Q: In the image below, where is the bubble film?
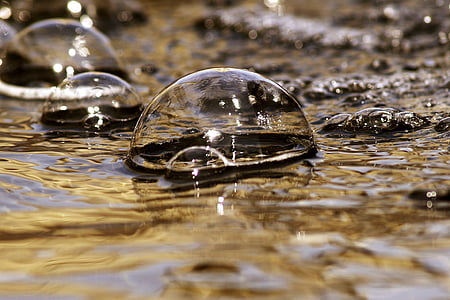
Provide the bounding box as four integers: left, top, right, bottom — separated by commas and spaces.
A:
41, 71, 142, 130
126, 67, 317, 176
0, 18, 126, 86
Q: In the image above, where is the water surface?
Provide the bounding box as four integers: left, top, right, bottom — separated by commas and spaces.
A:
0, 0, 449, 299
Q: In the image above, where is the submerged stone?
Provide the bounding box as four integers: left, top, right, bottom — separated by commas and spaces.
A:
321, 107, 429, 133
0, 18, 127, 86
126, 67, 317, 178
41, 72, 142, 131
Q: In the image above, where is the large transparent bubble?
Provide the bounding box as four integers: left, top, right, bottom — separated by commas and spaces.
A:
126, 67, 317, 178
0, 18, 127, 86
41, 72, 142, 131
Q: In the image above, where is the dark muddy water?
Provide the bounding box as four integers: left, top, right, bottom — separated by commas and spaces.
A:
0, 0, 449, 299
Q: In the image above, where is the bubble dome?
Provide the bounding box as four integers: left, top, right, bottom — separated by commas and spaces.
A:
0, 18, 127, 86
41, 72, 143, 130
126, 67, 317, 177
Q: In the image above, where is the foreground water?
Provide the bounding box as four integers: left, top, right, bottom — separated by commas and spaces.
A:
0, 0, 449, 299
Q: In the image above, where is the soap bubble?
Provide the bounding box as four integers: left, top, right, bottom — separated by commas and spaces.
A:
126, 67, 317, 177
0, 18, 127, 86
41, 71, 142, 131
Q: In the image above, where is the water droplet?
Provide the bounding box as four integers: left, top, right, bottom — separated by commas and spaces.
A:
422, 98, 436, 108
321, 113, 351, 131
41, 71, 142, 130
0, 19, 127, 86
126, 67, 317, 175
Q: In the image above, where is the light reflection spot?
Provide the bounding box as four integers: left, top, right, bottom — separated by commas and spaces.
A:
80, 15, 94, 28
426, 191, 437, 198
68, 1, 82, 14
0, 7, 12, 19
52, 63, 63, 73
217, 196, 225, 215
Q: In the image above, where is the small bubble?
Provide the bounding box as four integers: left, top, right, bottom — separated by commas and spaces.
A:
41, 72, 142, 131
369, 59, 391, 73
248, 29, 258, 39
434, 117, 450, 132
383, 5, 399, 21
422, 98, 436, 108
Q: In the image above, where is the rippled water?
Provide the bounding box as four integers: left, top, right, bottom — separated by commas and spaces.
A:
0, 0, 449, 299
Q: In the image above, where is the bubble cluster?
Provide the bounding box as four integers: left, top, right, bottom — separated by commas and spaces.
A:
0, 18, 126, 86
126, 67, 317, 176
321, 107, 429, 133
204, 7, 379, 50
41, 72, 142, 131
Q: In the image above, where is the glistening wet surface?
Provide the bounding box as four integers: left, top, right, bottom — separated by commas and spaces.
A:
0, 0, 449, 299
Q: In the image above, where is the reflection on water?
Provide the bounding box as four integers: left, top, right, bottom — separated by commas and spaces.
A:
0, 0, 449, 299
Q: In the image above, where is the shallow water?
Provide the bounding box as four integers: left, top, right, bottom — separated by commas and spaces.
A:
0, 0, 449, 299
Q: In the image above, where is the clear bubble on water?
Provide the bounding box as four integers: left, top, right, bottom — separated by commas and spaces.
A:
0, 18, 127, 86
41, 71, 142, 130
126, 67, 317, 177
